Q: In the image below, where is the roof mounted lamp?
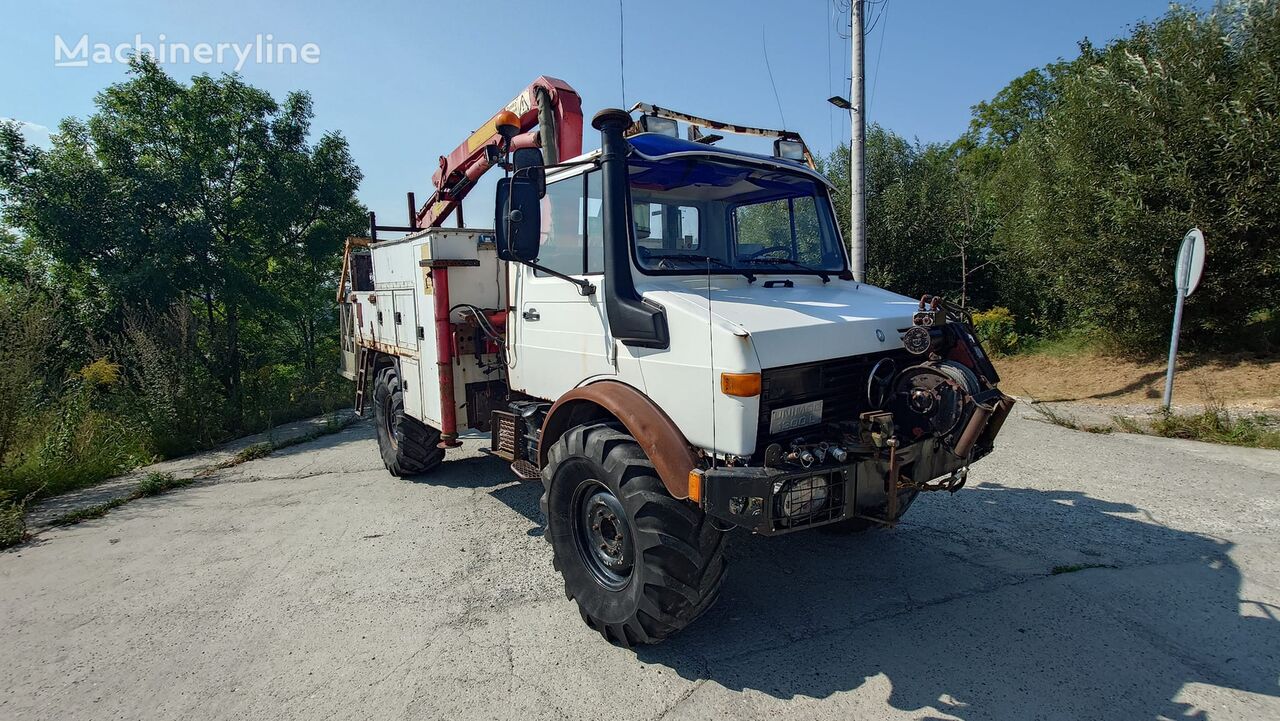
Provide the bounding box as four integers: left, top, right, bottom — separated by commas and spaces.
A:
636, 114, 679, 138
773, 139, 806, 162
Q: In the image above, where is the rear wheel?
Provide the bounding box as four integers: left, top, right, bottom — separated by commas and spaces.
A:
541, 424, 726, 646
372, 365, 444, 476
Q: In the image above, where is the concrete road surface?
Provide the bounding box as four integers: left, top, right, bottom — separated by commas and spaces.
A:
3, 410, 1279, 720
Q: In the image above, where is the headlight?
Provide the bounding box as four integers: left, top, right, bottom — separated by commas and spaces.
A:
779, 476, 830, 519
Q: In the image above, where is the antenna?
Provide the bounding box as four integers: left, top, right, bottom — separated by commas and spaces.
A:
706, 255, 716, 469
618, 0, 627, 107
762, 26, 787, 129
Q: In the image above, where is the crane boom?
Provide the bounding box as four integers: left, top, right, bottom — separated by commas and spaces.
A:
411, 76, 584, 230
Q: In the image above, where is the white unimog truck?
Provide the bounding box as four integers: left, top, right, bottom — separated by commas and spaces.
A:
339, 78, 1014, 646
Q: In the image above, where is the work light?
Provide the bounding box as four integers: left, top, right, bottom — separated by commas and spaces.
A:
638, 114, 679, 138
773, 139, 806, 161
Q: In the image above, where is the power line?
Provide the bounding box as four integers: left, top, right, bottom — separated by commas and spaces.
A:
869, 0, 890, 115
826, 0, 835, 151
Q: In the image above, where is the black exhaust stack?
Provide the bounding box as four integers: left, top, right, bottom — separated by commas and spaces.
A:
592, 109, 669, 349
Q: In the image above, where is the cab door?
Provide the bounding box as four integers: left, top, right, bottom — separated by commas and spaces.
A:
509, 169, 615, 399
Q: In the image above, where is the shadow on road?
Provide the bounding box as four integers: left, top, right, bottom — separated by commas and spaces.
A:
628, 483, 1279, 720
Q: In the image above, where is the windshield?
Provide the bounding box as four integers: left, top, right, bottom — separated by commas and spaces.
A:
627, 157, 847, 275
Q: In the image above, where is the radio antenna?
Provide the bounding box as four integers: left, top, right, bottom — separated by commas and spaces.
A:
762, 26, 787, 129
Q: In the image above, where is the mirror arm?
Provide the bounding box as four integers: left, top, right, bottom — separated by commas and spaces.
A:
523, 262, 597, 296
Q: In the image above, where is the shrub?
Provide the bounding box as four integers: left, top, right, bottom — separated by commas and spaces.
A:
136, 472, 178, 496
0, 496, 26, 549
972, 306, 1020, 355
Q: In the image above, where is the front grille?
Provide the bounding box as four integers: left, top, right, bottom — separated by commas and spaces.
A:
756, 349, 914, 456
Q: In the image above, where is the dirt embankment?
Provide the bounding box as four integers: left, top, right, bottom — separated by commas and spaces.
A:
995, 352, 1280, 412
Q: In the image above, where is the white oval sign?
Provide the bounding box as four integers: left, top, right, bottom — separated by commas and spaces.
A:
1176, 228, 1206, 297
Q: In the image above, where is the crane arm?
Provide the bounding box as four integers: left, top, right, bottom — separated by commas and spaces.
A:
412, 76, 584, 230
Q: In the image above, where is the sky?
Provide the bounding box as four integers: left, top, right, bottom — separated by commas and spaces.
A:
1, 0, 1209, 226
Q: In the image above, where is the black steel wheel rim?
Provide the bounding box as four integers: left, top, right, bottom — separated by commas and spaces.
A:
571, 479, 634, 591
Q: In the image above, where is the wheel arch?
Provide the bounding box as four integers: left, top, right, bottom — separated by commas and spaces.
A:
538, 380, 700, 499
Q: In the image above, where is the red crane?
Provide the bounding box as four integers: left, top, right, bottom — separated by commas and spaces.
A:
373, 76, 583, 235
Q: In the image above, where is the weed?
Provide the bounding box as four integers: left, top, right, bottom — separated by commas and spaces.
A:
1016, 329, 1100, 358
1149, 407, 1280, 450
1111, 415, 1147, 434
0, 499, 27, 549
49, 497, 130, 526
1029, 402, 1080, 431
972, 307, 1020, 355
233, 443, 274, 464
136, 472, 187, 496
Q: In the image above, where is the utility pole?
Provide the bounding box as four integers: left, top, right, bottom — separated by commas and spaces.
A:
850, 0, 867, 282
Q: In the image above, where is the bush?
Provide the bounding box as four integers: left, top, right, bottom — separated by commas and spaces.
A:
136, 472, 178, 497
972, 306, 1020, 355
0, 497, 26, 549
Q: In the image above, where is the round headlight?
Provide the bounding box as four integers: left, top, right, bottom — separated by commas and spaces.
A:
780, 476, 830, 518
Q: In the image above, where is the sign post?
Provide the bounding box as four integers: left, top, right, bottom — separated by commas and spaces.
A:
1162, 228, 1206, 409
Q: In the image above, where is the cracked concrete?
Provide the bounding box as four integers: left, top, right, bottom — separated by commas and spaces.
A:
2, 407, 1279, 720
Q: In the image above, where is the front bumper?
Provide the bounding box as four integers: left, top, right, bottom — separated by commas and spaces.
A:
700, 439, 973, 535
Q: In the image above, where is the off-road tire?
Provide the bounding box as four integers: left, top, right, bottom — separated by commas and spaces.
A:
372, 365, 444, 476
541, 423, 726, 646
821, 488, 918, 534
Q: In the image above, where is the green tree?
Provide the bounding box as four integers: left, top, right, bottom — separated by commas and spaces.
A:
0, 57, 365, 423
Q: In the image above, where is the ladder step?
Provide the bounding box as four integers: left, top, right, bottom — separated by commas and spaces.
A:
510, 460, 540, 481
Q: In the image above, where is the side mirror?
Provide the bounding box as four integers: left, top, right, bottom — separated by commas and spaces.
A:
495, 148, 545, 262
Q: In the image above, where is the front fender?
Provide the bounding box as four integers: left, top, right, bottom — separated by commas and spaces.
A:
538, 380, 700, 499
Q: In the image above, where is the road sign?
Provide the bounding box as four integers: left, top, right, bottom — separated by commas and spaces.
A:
1176, 228, 1206, 296
1163, 228, 1207, 409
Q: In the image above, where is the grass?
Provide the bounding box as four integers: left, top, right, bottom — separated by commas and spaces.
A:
1015, 330, 1102, 358
1146, 407, 1280, 450
7, 414, 358, 546
205, 412, 356, 474
1, 499, 26, 549
1031, 392, 1280, 450
47, 472, 194, 528
1028, 401, 1113, 434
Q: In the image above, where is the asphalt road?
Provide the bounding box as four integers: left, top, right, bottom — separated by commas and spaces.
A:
3, 409, 1279, 721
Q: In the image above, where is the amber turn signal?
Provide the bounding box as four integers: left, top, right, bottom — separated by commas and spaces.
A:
687, 469, 704, 504
720, 372, 762, 397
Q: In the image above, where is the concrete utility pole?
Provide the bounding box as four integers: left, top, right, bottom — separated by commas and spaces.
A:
850, 0, 867, 282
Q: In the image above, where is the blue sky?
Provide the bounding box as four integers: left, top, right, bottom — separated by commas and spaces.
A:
2, 0, 1207, 225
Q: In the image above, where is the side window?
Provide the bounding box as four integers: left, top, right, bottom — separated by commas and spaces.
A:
634, 201, 699, 252
536, 176, 585, 276
586, 172, 604, 274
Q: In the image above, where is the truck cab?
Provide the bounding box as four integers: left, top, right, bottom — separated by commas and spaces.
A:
341, 91, 1013, 647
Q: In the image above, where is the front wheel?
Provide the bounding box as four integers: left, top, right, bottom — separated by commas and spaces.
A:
541, 424, 726, 646
372, 365, 444, 476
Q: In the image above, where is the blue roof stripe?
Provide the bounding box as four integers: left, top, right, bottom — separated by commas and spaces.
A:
626, 133, 833, 188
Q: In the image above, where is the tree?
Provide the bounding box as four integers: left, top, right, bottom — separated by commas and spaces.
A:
0, 57, 365, 424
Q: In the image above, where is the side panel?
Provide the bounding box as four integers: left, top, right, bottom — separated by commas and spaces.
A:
374, 292, 396, 346
392, 290, 418, 351
414, 229, 505, 430
399, 358, 423, 419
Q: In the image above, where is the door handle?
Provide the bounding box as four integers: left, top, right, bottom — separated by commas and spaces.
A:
522, 308, 541, 322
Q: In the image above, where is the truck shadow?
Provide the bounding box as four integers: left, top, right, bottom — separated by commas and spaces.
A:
634, 482, 1279, 720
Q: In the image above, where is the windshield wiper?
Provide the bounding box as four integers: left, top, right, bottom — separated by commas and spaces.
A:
647, 253, 756, 281
741, 257, 831, 282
